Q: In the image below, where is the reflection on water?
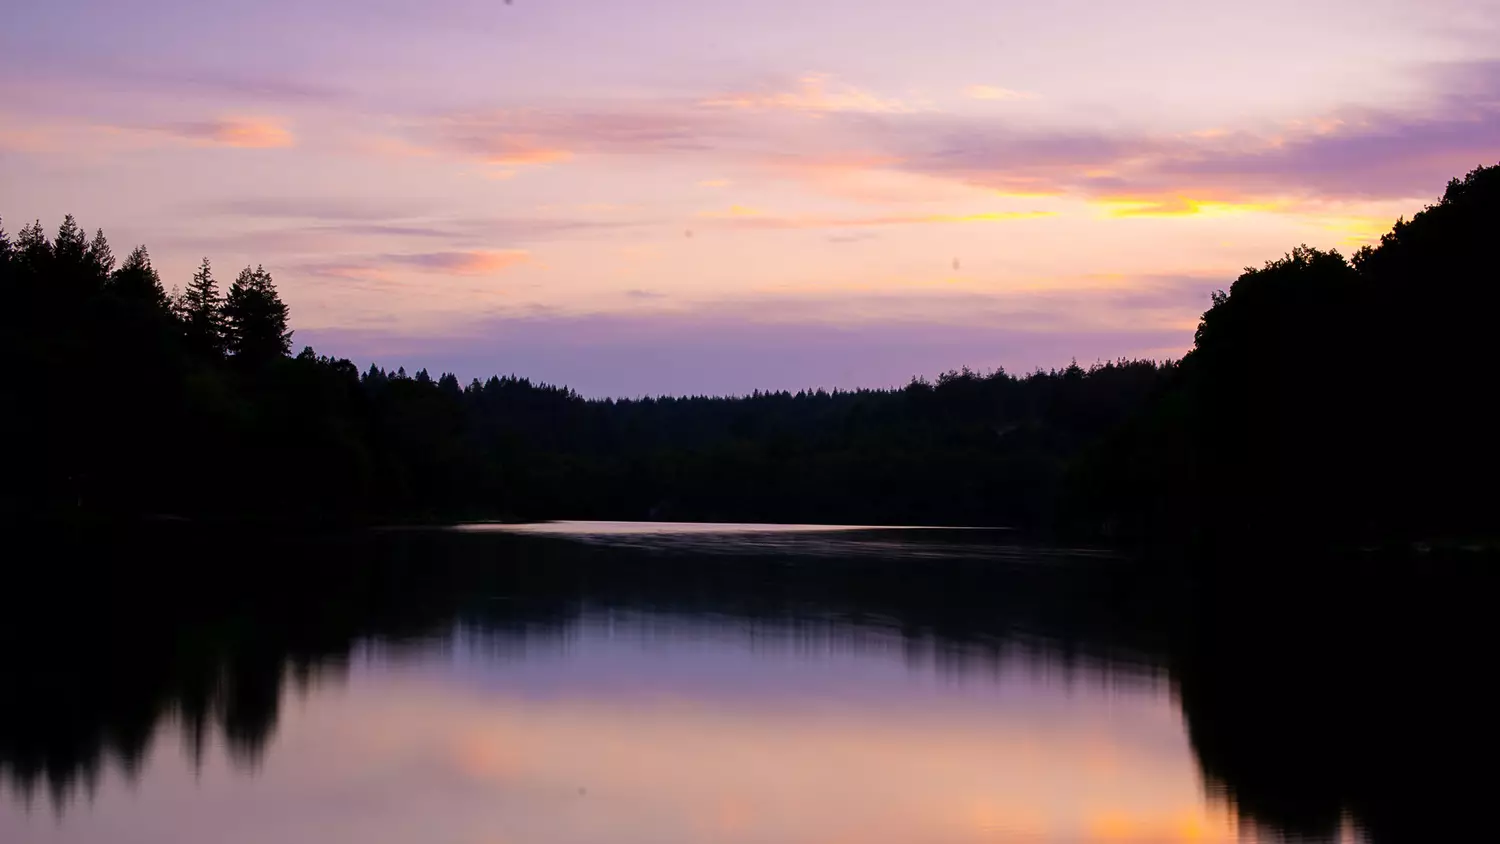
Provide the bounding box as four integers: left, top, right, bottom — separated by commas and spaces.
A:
454, 520, 1057, 560
0, 524, 1489, 843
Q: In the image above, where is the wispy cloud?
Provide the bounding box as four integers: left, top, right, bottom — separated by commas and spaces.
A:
442, 133, 572, 166
697, 206, 1055, 229
0, 124, 51, 152
374, 59, 1493, 212
209, 197, 428, 221
827, 231, 881, 244
195, 198, 648, 247
702, 74, 916, 115
384, 250, 532, 275
155, 117, 295, 148
411, 107, 722, 168
872, 61, 1500, 208
964, 85, 1037, 102
126, 68, 349, 104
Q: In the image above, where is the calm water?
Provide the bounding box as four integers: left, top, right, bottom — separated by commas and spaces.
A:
0, 523, 1488, 844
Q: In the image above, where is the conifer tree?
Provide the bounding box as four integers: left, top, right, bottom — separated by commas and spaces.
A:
111, 245, 171, 312
86, 228, 115, 279
180, 257, 226, 358
15, 220, 50, 272
53, 215, 87, 266
224, 264, 291, 363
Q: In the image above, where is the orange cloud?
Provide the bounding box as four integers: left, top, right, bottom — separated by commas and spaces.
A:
698, 206, 1055, 229
702, 74, 914, 114
387, 250, 532, 275
1095, 195, 1283, 218
303, 264, 393, 282
1314, 212, 1398, 245
418, 107, 714, 169
477, 138, 572, 166
162, 117, 295, 148
699, 179, 732, 187
0, 124, 54, 152
965, 85, 1038, 101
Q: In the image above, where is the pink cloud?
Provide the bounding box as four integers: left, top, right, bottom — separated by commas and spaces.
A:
696, 206, 1056, 229
965, 85, 1038, 102
157, 117, 295, 148
385, 250, 532, 275
702, 74, 916, 114
381, 60, 1500, 211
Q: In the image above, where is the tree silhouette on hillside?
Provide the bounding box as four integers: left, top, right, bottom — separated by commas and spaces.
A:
225, 265, 292, 364
3, 163, 1497, 538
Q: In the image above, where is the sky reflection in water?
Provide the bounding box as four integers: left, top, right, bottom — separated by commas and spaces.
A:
0, 524, 1374, 844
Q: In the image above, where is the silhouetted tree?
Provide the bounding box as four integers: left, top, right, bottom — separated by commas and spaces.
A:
86, 228, 114, 278
52, 214, 87, 266
14, 220, 49, 274
1075, 162, 1500, 544
179, 257, 226, 358
109, 246, 171, 312
224, 265, 291, 364
5, 164, 1497, 533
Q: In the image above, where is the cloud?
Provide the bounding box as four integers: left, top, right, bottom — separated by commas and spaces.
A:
698, 179, 732, 188
1095, 197, 1283, 218
209, 197, 428, 221
414, 106, 724, 168
827, 232, 881, 244
702, 74, 915, 114
696, 206, 1055, 229
869, 61, 1500, 207
625, 289, 666, 300
126, 68, 349, 104
965, 85, 1037, 102
443, 134, 572, 166
0, 125, 51, 152
189, 198, 650, 249
296, 262, 395, 282
156, 117, 295, 148
383, 250, 532, 275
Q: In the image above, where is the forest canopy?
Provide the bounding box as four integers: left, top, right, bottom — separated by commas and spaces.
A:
4, 163, 1496, 542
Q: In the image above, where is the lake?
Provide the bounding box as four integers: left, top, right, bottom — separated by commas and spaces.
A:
0, 522, 1488, 844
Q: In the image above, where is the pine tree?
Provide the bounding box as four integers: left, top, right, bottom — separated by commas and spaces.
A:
16, 220, 50, 271
180, 257, 226, 358
86, 228, 115, 279
53, 215, 87, 266
0, 218, 11, 292
110, 245, 171, 311
224, 264, 291, 363
46, 215, 107, 298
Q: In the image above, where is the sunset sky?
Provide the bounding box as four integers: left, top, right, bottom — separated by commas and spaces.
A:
3, 0, 1497, 395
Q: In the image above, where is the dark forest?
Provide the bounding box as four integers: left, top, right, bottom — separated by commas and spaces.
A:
3, 164, 1496, 543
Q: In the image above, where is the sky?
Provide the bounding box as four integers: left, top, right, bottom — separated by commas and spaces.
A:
3, 0, 1498, 396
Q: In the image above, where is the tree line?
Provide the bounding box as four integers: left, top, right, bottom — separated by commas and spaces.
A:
3, 163, 1496, 541
1071, 163, 1499, 545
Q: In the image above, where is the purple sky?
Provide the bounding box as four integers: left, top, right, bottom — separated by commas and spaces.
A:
3, 0, 1498, 395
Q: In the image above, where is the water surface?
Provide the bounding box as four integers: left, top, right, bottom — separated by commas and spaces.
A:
1, 522, 1484, 843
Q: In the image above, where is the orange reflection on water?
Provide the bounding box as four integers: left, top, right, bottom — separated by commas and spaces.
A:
291, 677, 1256, 844
1, 622, 1342, 844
